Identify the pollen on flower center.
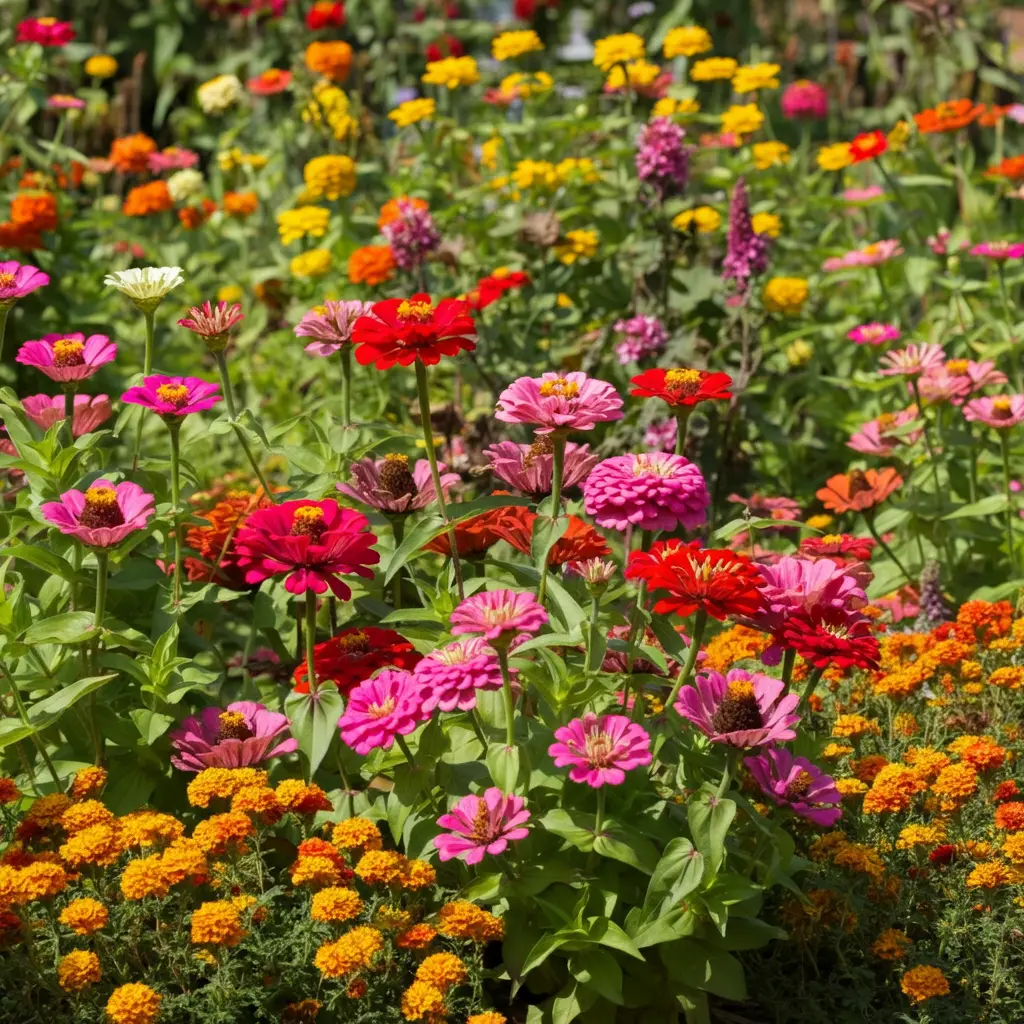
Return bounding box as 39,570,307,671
632,453,673,477
335,631,370,655
482,604,516,626
522,435,553,468
469,801,493,841
847,469,872,496
367,697,397,718
946,359,969,375
580,730,616,766
79,487,125,529
396,299,433,323
785,770,815,800
217,711,252,740
664,368,703,395
0,273,15,288
52,339,86,367
379,453,417,498
820,534,845,545
711,680,763,734
156,383,191,408
38,16,56,24
259,69,283,84
538,377,580,399
992,398,1013,417
292,505,327,541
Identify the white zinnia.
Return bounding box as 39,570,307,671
104,266,184,312
197,74,244,115
166,168,204,202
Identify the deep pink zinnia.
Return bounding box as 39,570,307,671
583,452,709,532
336,453,458,514
450,589,548,645
484,439,599,500
415,637,506,713
177,300,244,346
169,700,297,772
847,407,922,457
16,17,75,45
0,261,49,307
780,80,828,120
495,372,623,435
338,669,428,755
22,394,112,438
121,375,221,418
233,499,380,598
41,479,155,547
963,395,1024,429
148,147,200,172
433,787,531,864
847,322,900,346
878,343,945,378
294,299,372,357
744,747,842,827
674,669,800,747
16,333,116,382
549,712,652,787
970,241,1024,261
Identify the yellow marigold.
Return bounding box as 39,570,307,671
277,207,330,246
416,952,467,991
593,32,645,71
400,859,437,890
160,838,207,885
13,861,66,903
752,141,790,170
305,40,352,82
1002,832,1024,864
931,763,978,801
275,780,331,815
896,824,944,850
835,778,867,799
833,841,885,880
191,899,246,946
663,26,712,58
60,897,109,935
903,747,951,781
652,97,700,119
303,155,356,201
60,824,122,867
965,839,994,860
58,950,101,992
817,142,853,171
119,811,184,849
422,56,480,90
71,765,108,800
762,277,809,315
555,229,598,265
989,666,1024,689
389,98,436,128
721,104,763,136
732,62,781,93
673,206,721,233
397,923,438,949
314,926,384,977
468,1015,507,1024
702,624,770,671
606,60,662,91
822,743,853,759
291,249,333,279
901,965,949,1004
62,799,114,834
967,861,1019,889
512,159,559,190
862,765,927,814
85,54,118,79
832,714,879,739
355,849,407,886
231,785,283,823
893,712,919,737
186,768,268,809
311,887,363,923
435,901,504,943
105,983,162,1024
192,812,254,855
872,929,912,961
402,981,446,1022
751,212,781,238
492,29,543,61
963,681,984,696
332,818,383,853
120,855,170,900
292,856,343,888
690,57,737,81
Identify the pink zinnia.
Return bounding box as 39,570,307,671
234,499,379,598
338,669,428,755
16,333,116,382
434,788,531,864
674,669,800,747
643,417,677,453
22,394,112,438
583,452,709,532
294,299,372,357
970,241,1024,260
484,440,599,499
177,300,244,345
450,589,548,645
47,94,86,110
336,454,458,514
951,359,1008,398
16,17,75,45
148,147,199,171
415,637,506,713
548,712,652,787
917,366,973,405
41,479,155,547
169,700,297,772
744,747,842,827
495,372,623,435
121,375,221,418
963,395,1024,430
847,322,900,346
847,407,922,456
823,239,904,271
841,186,885,204
780,79,828,120
0,261,49,307
878,343,945,378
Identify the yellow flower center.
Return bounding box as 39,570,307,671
993,397,1013,417
875,413,897,430
0,273,15,288
52,339,85,367
80,487,125,529
821,534,845,545
396,299,433,323
156,383,191,408
260,69,283,84
217,711,251,740
726,680,755,700
946,359,969,375
522,435,553,468
583,731,615,766
664,368,703,396
785,771,815,800
367,697,397,719
469,801,493,841
38,16,56,25
538,377,579,399
292,505,326,541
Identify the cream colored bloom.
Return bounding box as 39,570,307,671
166,168,204,202
104,267,184,312
197,74,244,115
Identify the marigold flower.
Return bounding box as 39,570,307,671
467,1015,507,1024
120,855,170,900
966,861,1019,889
303,155,356,201
282,1000,322,1024
897,824,945,850
105,983,162,1024
311,887,363,923
996,802,1024,831
59,896,108,935
397,923,437,949
355,849,408,886
348,244,396,287
931,763,978,805
872,929,912,961
109,133,157,174
314,926,384,977
11,191,58,233
332,818,383,853
58,950,101,992
191,899,246,946
186,768,270,808
762,276,809,315
191,812,254,855
1002,832,1024,864
401,981,446,1021
60,824,123,867
862,764,928,814
12,861,66,903
123,181,173,217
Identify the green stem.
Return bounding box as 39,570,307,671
304,596,318,695
391,516,405,610
674,409,692,457
335,747,356,818
395,733,417,770
666,607,708,710
593,787,606,843
497,647,516,749
798,667,825,716
583,595,601,675
0,305,9,363
63,387,76,447
339,346,353,428
716,749,738,798
1001,430,1018,574
538,431,567,607
414,359,463,600
131,311,155,472
780,648,796,691
91,550,108,764
997,264,1022,392
863,512,913,584
168,421,182,606
469,709,489,750
0,660,61,789
214,351,278,501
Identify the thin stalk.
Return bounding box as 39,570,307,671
0,660,61,789
339,346,353,428
1000,431,1018,574
391,516,405,609
469,709,489,750
863,511,913,583
335,747,356,818
414,359,464,600
798,667,825,716
304,596,319,695
0,305,9,363
587,786,608,870
131,311,155,471
665,608,708,710
90,550,109,763
168,421,182,606
214,350,277,501
997,263,1022,392
538,432,567,606
395,733,417,771
583,595,601,675
497,647,516,749
716,749,739,798
63,388,75,447
674,408,692,457
910,379,945,519
781,648,796,690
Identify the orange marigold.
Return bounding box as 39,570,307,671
930,763,978,805
332,818,383,853
60,824,123,867
467,1015,507,1024
966,861,1020,889
416,952,467,991
231,785,283,823
121,855,170,900
109,132,158,173
1002,832,1024,864
379,195,428,229
105,982,162,1024
187,767,270,808
71,765,107,800
13,862,67,903
59,896,108,935
693,623,771,671
852,755,888,783
191,812,254,855
191,899,246,946
401,981,446,1022
832,714,880,739
305,40,353,81
58,950,101,992
292,856,344,888
0,778,18,804
955,737,1006,773
988,666,1024,690
119,811,184,849
893,713,918,737
160,838,208,885
276,780,332,815
223,190,259,217
902,747,950,781
11,191,58,233
871,928,912,961
311,887,363,923
396,923,438,949
400,859,437,890
900,965,950,1004
348,244,396,287
435,901,504,943
314,926,384,977
955,599,1012,643
123,181,173,217
62,799,115,834
355,849,407,886
282,1000,322,1023
996,802,1024,831
862,765,927,814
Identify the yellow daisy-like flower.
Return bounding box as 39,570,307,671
303,83,358,141
751,212,781,238
652,97,700,119
554,228,598,265
62,799,115,834
821,742,853,758
278,207,330,246
556,157,599,184
497,70,553,100
752,140,790,170
186,767,269,808
732,62,781,93
303,155,356,201
592,32,645,72
389,98,436,128
105,983,162,1024
492,29,543,61
690,57,737,82
763,277,809,315
422,56,480,90
58,950,101,992
480,136,503,171
817,142,854,171
672,206,721,233
721,103,764,137
606,60,662,92
663,26,712,59
901,965,950,1005
512,159,559,190
85,54,118,79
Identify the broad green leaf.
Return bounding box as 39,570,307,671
285,687,344,776
644,837,704,916
943,493,1008,519
531,514,569,573
486,742,522,792
6,545,84,583
540,807,596,852
22,612,98,646
688,793,735,878
0,718,36,750
570,948,624,1005
28,674,116,726
594,822,661,875
520,931,570,978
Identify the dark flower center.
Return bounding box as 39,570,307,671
785,770,815,801
217,710,252,741
992,398,1013,419
334,631,371,656
379,453,417,498
156,383,191,408
469,801,493,841
78,487,125,529
52,339,85,368
847,469,872,497
710,681,763,734
291,505,326,543
522,435,553,468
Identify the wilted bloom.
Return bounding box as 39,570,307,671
451,589,548,646
630,367,733,408
416,638,505,713
434,789,531,864
780,80,829,120
549,713,652,787
16,333,116,383
495,372,623,434
635,118,689,200
22,394,112,437
484,439,598,500
879,344,945,378
352,295,476,369
963,395,1024,429
339,670,428,755
121,376,221,419
613,314,667,364
970,241,1024,261
294,300,372,357
744,747,842,826
722,177,770,299
0,261,49,308
848,408,922,457
41,480,155,547
104,267,184,312
675,669,800,747
178,301,244,351
170,702,297,772
816,467,903,515
848,322,900,346
336,454,459,513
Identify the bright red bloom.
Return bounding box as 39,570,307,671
816,467,902,515
16,17,75,45
928,844,956,865
425,496,527,558
782,605,880,670
306,0,345,28
995,801,1024,831
292,626,422,695
247,68,293,95
799,533,875,563
629,368,733,409
625,541,764,620
468,270,530,311
848,130,887,164
426,34,464,62
994,780,1020,804
352,294,476,369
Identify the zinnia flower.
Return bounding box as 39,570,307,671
963,395,1024,430
292,626,422,694
848,409,922,457
879,343,945,377
248,68,293,95
16,17,74,45
847,322,900,346
352,295,475,369
484,439,599,500
629,367,733,408
450,589,548,645
121,375,221,419
744,747,842,826
816,467,903,514
338,669,428,755
415,638,506,713
104,266,184,312
234,500,379,598
0,261,49,308
495,372,623,434
381,200,441,269
22,394,111,437
549,712,652,787
613,314,668,364
169,701,297,772
16,333,116,382
294,299,372,356
781,80,828,120
782,605,880,669
434,788,531,864
177,300,245,350
41,480,154,547
336,454,458,513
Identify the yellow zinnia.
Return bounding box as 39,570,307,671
652,97,700,119
663,26,712,59
422,56,480,90
290,249,333,279
492,29,543,61
752,141,790,170
763,277,810,315
721,103,764,136
673,206,721,233
555,229,598,264
690,57,737,81
388,98,435,128
817,142,854,171
592,32,645,71
732,62,781,94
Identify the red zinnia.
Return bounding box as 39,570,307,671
306,1,345,29
468,270,530,311
848,130,887,164
426,34,465,62
928,844,956,865
352,294,476,369
629,367,733,409
799,533,875,563
247,68,293,95
782,605,880,670
292,626,422,694
625,540,763,620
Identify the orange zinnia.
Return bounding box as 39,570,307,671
10,191,58,233
178,199,216,230
109,132,158,173
304,40,352,82
978,104,1010,128
913,99,984,134
123,181,173,217
378,195,427,230
986,155,1024,181
0,221,43,250
223,190,259,217
816,467,902,514
348,244,396,286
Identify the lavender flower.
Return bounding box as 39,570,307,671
722,177,770,301
635,118,689,200
914,560,950,630
613,314,667,365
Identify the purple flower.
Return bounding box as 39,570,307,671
549,712,652,787
22,394,112,437
169,700,297,772
583,452,709,532
0,260,49,307
434,787,531,864
41,479,155,547
121,375,221,418
674,668,800,747
16,333,116,382
613,314,668,365
382,200,441,270
721,177,769,300
484,439,599,499
451,589,548,646
336,453,458,514
294,299,373,356
415,637,506,713
744,747,842,826
635,117,690,199
339,669,429,755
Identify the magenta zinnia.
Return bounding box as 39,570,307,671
744,747,842,827
484,439,599,500
0,261,49,307
41,480,155,548
450,589,548,645
169,701,297,772
548,712,652,787
294,299,372,357
495,372,623,434
16,333,116,382
121,375,221,418
336,453,459,513
415,637,506,713
338,669,428,755
434,788,531,864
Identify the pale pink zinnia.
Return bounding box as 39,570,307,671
450,589,548,645
415,637,507,713
841,186,885,204
970,241,1024,260
744,747,842,826
177,300,244,344
484,439,599,499
336,453,458,514
16,333,116,382
822,239,904,272
338,669,428,755
169,701,297,772
433,787,531,864
878,343,945,378
294,299,372,357
674,668,800,747
41,479,155,547
963,395,1024,429
495,372,623,434
121,375,222,418
548,712,652,787
583,452,709,532
847,322,900,346
917,366,973,405
0,261,49,307
22,394,112,437
847,407,922,457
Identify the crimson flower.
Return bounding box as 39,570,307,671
625,541,764,620
849,130,887,164
629,367,733,408
468,270,530,311
306,1,345,29
799,533,875,564
352,294,476,369
782,605,880,670
292,626,422,695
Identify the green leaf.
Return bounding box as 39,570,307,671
486,742,522,792
644,837,704,916
6,545,84,583
687,793,735,878
129,709,176,745
285,688,344,776
594,822,661,874
521,931,570,978
22,612,98,646
713,517,812,541
588,918,645,961
531,514,569,573
661,941,747,1001
0,718,37,750
970,579,1024,601
943,493,1008,519
571,949,623,1005
28,674,116,726
540,807,596,852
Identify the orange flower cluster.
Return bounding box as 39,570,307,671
109,132,158,173
0,189,58,249
914,99,985,134
123,180,173,216
223,190,259,217
348,244,397,286
178,198,217,229
186,488,275,587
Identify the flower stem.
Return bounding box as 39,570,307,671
910,378,945,522
131,311,155,472
391,516,404,610
593,787,606,843
0,305,9,363
469,708,489,750
716,749,739,798
674,409,692,457
798,667,825,716
1001,430,1019,574
414,358,463,601
91,550,108,764
167,421,182,606
62,387,75,447
395,733,417,770
335,747,356,818
497,647,516,749
781,648,796,690
583,595,601,675
665,607,708,710
339,346,353,428
538,431,567,607
863,511,912,584
0,659,61,789
997,264,1022,392
304,596,319,695
214,350,277,502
